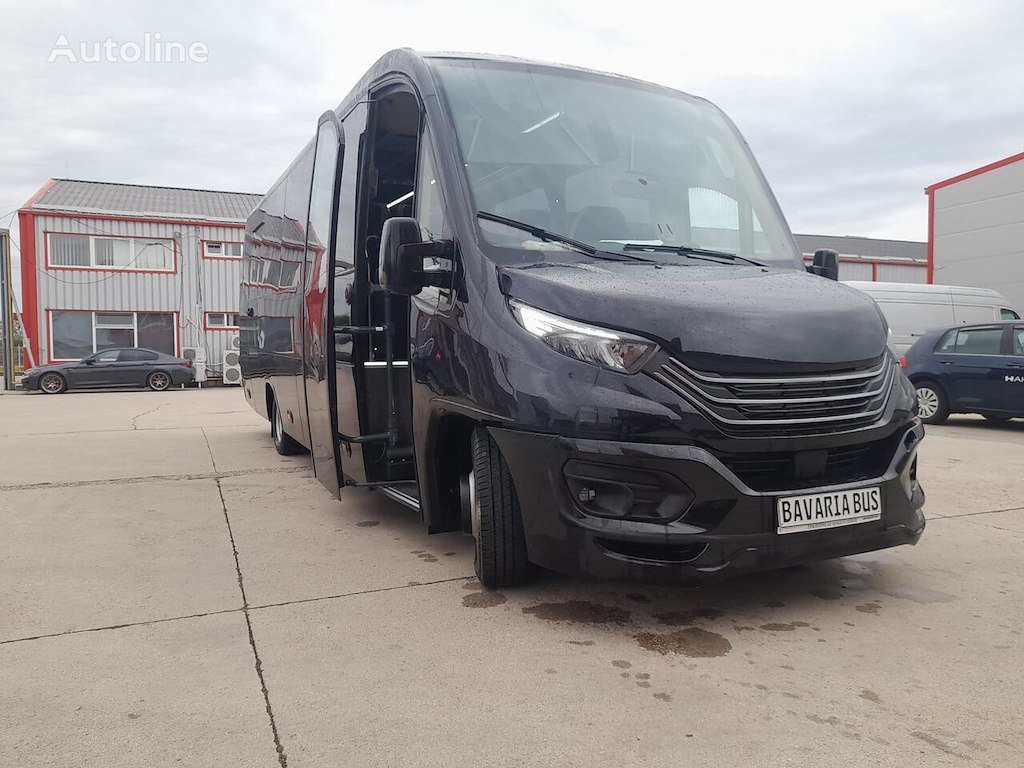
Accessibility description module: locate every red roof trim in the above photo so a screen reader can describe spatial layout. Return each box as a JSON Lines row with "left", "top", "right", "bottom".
{"left": 926, "top": 151, "right": 1024, "bottom": 193}
{"left": 20, "top": 179, "right": 57, "bottom": 210}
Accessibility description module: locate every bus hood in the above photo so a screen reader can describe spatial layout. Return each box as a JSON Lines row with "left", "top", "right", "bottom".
{"left": 498, "top": 262, "right": 888, "bottom": 368}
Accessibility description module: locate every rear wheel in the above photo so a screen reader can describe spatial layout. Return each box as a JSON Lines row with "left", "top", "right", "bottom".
{"left": 39, "top": 372, "right": 67, "bottom": 395}
{"left": 470, "top": 426, "right": 530, "bottom": 588}
{"left": 271, "top": 397, "right": 303, "bottom": 455}
{"left": 147, "top": 371, "right": 171, "bottom": 391}
{"left": 915, "top": 382, "right": 949, "bottom": 425}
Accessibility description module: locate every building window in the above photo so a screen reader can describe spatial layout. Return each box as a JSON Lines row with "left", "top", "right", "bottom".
{"left": 203, "top": 241, "right": 243, "bottom": 259}
{"left": 50, "top": 310, "right": 177, "bottom": 360}
{"left": 205, "top": 312, "right": 240, "bottom": 330}
{"left": 47, "top": 233, "right": 174, "bottom": 271}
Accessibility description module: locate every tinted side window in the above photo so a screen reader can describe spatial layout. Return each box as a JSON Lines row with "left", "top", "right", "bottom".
{"left": 120, "top": 349, "right": 158, "bottom": 362}
{"left": 1012, "top": 327, "right": 1024, "bottom": 356}
{"left": 950, "top": 327, "right": 1004, "bottom": 355}
{"left": 935, "top": 330, "right": 958, "bottom": 353}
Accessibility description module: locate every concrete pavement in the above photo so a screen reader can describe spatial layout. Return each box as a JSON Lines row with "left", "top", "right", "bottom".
{"left": 1, "top": 388, "right": 1021, "bottom": 767}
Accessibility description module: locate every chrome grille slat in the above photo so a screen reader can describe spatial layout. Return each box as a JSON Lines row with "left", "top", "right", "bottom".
{"left": 650, "top": 354, "right": 894, "bottom": 436}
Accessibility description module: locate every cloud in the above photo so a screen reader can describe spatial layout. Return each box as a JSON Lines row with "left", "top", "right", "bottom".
{"left": 2, "top": 0, "right": 1022, "bottom": 299}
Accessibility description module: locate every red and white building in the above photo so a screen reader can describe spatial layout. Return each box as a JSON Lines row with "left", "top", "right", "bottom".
{"left": 927, "top": 151, "right": 1024, "bottom": 311}
{"left": 18, "top": 179, "right": 261, "bottom": 373}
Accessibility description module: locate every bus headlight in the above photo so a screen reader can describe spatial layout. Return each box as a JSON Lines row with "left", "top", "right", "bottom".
{"left": 509, "top": 300, "right": 658, "bottom": 373}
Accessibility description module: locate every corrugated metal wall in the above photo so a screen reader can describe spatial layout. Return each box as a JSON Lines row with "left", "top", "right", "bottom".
{"left": 33, "top": 214, "right": 243, "bottom": 373}
{"left": 933, "top": 159, "right": 1024, "bottom": 312}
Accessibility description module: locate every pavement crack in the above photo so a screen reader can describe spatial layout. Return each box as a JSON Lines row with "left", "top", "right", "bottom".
{"left": 214, "top": 476, "right": 288, "bottom": 768}
{"left": 0, "top": 607, "right": 242, "bottom": 646}
{"left": 0, "top": 466, "right": 306, "bottom": 492}
{"left": 247, "top": 575, "right": 476, "bottom": 613}
{"left": 130, "top": 402, "right": 168, "bottom": 430}
{"left": 201, "top": 427, "right": 219, "bottom": 473}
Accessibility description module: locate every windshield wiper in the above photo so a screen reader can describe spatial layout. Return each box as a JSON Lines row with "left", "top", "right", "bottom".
{"left": 476, "top": 211, "right": 648, "bottom": 263}
{"left": 621, "top": 243, "right": 766, "bottom": 267}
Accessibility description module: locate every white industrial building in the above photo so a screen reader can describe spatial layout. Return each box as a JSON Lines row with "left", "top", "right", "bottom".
{"left": 794, "top": 233, "right": 927, "bottom": 283}
{"left": 18, "top": 179, "right": 262, "bottom": 381}
{"left": 927, "top": 151, "right": 1024, "bottom": 311}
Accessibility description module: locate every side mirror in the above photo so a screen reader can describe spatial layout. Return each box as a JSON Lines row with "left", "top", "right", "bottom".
{"left": 378, "top": 217, "right": 453, "bottom": 296}
{"left": 807, "top": 248, "right": 839, "bottom": 281}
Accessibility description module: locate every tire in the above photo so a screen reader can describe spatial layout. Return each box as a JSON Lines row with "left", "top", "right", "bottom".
{"left": 470, "top": 426, "right": 530, "bottom": 588}
{"left": 147, "top": 370, "right": 172, "bottom": 391}
{"left": 270, "top": 397, "right": 303, "bottom": 456}
{"left": 39, "top": 372, "right": 67, "bottom": 395}
{"left": 915, "top": 381, "right": 949, "bottom": 425}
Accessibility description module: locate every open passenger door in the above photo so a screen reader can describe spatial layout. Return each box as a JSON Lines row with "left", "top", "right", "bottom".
{"left": 302, "top": 112, "right": 345, "bottom": 497}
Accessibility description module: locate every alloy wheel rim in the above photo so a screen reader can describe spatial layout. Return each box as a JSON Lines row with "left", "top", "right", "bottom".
{"left": 916, "top": 387, "right": 938, "bottom": 419}
{"left": 42, "top": 375, "right": 62, "bottom": 393}
{"left": 151, "top": 373, "right": 169, "bottom": 389}
{"left": 274, "top": 407, "right": 283, "bottom": 443}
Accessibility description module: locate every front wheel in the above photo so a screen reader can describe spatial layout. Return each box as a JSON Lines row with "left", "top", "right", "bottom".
{"left": 147, "top": 371, "right": 172, "bottom": 391}
{"left": 40, "top": 372, "right": 67, "bottom": 394}
{"left": 470, "top": 427, "right": 530, "bottom": 588}
{"left": 915, "top": 382, "right": 949, "bottom": 425}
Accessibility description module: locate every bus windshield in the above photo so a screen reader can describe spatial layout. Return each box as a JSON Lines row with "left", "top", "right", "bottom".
{"left": 430, "top": 58, "right": 803, "bottom": 268}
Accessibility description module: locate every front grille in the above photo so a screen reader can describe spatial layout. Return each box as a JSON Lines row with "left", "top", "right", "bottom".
{"left": 650, "top": 354, "right": 895, "bottom": 437}
{"left": 715, "top": 432, "right": 900, "bottom": 492}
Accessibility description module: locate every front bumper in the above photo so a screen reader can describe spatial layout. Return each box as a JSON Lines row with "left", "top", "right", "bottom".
{"left": 20, "top": 377, "right": 39, "bottom": 391}
{"left": 490, "top": 421, "right": 926, "bottom": 584}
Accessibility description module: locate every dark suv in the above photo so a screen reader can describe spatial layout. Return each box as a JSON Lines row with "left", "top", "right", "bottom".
{"left": 903, "top": 322, "right": 1024, "bottom": 424}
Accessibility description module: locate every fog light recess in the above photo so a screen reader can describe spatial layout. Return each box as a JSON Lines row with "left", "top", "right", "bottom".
{"left": 563, "top": 460, "right": 693, "bottom": 522}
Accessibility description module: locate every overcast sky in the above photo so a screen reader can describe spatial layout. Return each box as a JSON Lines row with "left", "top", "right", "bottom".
{"left": 2, "top": 0, "right": 1023, "bottom": 299}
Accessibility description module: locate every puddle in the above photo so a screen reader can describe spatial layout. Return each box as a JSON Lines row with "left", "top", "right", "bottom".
{"left": 634, "top": 627, "right": 732, "bottom": 658}
{"left": 522, "top": 601, "right": 632, "bottom": 625}
{"left": 462, "top": 592, "right": 507, "bottom": 608}
{"left": 654, "top": 607, "right": 723, "bottom": 626}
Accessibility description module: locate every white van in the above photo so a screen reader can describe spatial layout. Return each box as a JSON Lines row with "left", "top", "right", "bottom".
{"left": 844, "top": 281, "right": 1021, "bottom": 355}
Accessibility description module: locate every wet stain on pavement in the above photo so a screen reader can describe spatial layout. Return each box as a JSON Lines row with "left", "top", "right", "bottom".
{"left": 760, "top": 621, "right": 810, "bottom": 632}
{"left": 416, "top": 552, "right": 438, "bottom": 563}
{"left": 809, "top": 587, "right": 844, "bottom": 600}
{"left": 634, "top": 627, "right": 732, "bottom": 658}
{"left": 626, "top": 593, "right": 651, "bottom": 604}
{"left": 910, "top": 731, "right": 972, "bottom": 760}
{"left": 355, "top": 520, "right": 379, "bottom": 527}
{"left": 462, "top": 591, "right": 507, "bottom": 608}
{"left": 611, "top": 660, "right": 632, "bottom": 669}
{"left": 734, "top": 625, "right": 756, "bottom": 632}
{"left": 567, "top": 639, "right": 595, "bottom": 646}
{"left": 765, "top": 600, "right": 785, "bottom": 608}
{"left": 654, "top": 607, "right": 723, "bottom": 626}
{"left": 636, "top": 681, "right": 652, "bottom": 688}
{"left": 523, "top": 601, "right": 632, "bottom": 625}
{"left": 860, "top": 689, "right": 881, "bottom": 703}
{"left": 807, "top": 714, "right": 840, "bottom": 726}
{"left": 634, "top": 672, "right": 650, "bottom": 680}
{"left": 856, "top": 602, "right": 882, "bottom": 615}
{"left": 653, "top": 693, "right": 673, "bottom": 702}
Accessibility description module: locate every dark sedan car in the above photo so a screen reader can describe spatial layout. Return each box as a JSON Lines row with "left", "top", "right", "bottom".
{"left": 902, "top": 321, "right": 1024, "bottom": 424}
{"left": 21, "top": 348, "right": 195, "bottom": 394}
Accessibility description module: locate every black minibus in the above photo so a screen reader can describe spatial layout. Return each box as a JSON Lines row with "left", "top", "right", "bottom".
{"left": 240, "top": 50, "right": 925, "bottom": 587}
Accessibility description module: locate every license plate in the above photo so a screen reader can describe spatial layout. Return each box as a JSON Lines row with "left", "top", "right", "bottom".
{"left": 776, "top": 486, "right": 881, "bottom": 535}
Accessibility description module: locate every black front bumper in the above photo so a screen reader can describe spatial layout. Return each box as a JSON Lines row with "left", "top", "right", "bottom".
{"left": 489, "top": 421, "right": 926, "bottom": 584}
